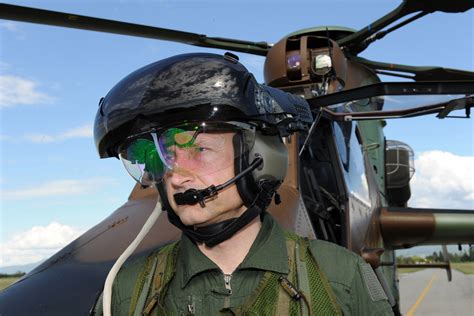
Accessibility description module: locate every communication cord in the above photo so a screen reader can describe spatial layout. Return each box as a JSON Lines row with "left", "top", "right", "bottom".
{"left": 102, "top": 199, "right": 163, "bottom": 316}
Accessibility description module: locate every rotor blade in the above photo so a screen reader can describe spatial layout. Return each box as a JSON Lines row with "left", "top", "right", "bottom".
{"left": 353, "top": 57, "right": 474, "bottom": 81}
{"left": 338, "top": 0, "right": 474, "bottom": 55}
{"left": 0, "top": 3, "right": 271, "bottom": 56}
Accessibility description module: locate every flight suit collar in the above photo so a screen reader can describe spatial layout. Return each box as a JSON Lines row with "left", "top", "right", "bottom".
{"left": 176, "top": 212, "right": 289, "bottom": 288}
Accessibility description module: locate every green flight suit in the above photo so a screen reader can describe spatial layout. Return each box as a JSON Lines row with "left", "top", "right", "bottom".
{"left": 95, "top": 213, "right": 393, "bottom": 315}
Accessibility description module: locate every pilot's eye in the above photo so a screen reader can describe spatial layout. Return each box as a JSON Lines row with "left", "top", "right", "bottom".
{"left": 196, "top": 147, "right": 210, "bottom": 152}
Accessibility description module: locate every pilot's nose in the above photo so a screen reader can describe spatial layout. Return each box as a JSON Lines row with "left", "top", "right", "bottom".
{"left": 166, "top": 166, "right": 195, "bottom": 189}
{"left": 164, "top": 146, "right": 198, "bottom": 185}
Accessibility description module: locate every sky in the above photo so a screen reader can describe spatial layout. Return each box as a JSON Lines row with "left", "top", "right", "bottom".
{"left": 0, "top": 0, "right": 473, "bottom": 268}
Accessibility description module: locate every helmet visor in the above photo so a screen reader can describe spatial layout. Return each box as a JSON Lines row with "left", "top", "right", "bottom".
{"left": 119, "top": 122, "right": 256, "bottom": 186}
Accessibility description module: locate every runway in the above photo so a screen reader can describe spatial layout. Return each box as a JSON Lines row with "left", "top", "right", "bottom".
{"left": 399, "top": 269, "right": 474, "bottom": 315}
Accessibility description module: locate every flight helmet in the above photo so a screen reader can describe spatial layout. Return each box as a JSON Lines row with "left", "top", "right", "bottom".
{"left": 94, "top": 52, "right": 313, "bottom": 246}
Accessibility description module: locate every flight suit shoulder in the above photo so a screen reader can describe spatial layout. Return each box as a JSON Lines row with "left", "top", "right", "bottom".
{"left": 93, "top": 243, "right": 176, "bottom": 316}
{"left": 308, "top": 239, "right": 360, "bottom": 288}
{"left": 308, "top": 240, "right": 394, "bottom": 315}
{"left": 114, "top": 251, "right": 155, "bottom": 309}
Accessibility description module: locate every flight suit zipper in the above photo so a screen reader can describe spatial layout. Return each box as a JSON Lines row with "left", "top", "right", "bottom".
{"left": 223, "top": 274, "right": 232, "bottom": 295}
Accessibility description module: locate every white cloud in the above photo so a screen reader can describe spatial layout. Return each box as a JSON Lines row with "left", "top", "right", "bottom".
{"left": 0, "top": 222, "right": 84, "bottom": 267}
{"left": 23, "top": 124, "right": 93, "bottom": 143}
{"left": 409, "top": 151, "right": 474, "bottom": 209}
{"left": 1, "top": 178, "right": 116, "bottom": 200}
{"left": 0, "top": 21, "right": 26, "bottom": 40}
{"left": 0, "top": 75, "right": 53, "bottom": 107}
{"left": 23, "top": 134, "right": 55, "bottom": 143}
{"left": 0, "top": 134, "right": 12, "bottom": 141}
{"left": 0, "top": 21, "right": 20, "bottom": 32}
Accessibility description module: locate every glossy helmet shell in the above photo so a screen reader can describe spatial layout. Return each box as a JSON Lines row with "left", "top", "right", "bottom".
{"left": 95, "top": 52, "right": 312, "bottom": 160}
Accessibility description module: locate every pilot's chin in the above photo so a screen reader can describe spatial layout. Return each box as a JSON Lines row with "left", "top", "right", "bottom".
{"left": 176, "top": 208, "right": 208, "bottom": 227}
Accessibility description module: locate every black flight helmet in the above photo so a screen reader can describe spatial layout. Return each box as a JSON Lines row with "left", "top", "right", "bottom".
{"left": 94, "top": 52, "right": 313, "bottom": 246}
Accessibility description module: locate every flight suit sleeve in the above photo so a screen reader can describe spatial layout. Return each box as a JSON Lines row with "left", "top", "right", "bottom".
{"left": 349, "top": 258, "right": 394, "bottom": 316}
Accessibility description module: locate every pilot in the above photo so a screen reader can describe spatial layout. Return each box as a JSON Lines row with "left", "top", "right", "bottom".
{"left": 93, "top": 52, "right": 393, "bottom": 315}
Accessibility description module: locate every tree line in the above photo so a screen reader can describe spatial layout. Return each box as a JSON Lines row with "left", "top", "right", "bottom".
{"left": 0, "top": 272, "right": 26, "bottom": 278}
{"left": 397, "top": 247, "right": 474, "bottom": 264}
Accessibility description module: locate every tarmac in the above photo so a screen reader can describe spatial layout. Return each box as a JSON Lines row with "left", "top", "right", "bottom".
{"left": 399, "top": 268, "right": 474, "bottom": 316}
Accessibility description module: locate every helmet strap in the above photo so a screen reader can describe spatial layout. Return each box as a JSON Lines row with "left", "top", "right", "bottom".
{"left": 233, "top": 132, "right": 259, "bottom": 206}
{"left": 185, "top": 204, "right": 262, "bottom": 247}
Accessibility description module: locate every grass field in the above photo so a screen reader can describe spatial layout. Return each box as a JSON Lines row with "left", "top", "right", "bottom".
{"left": 0, "top": 277, "right": 20, "bottom": 291}
{"left": 398, "top": 267, "right": 425, "bottom": 274}
{"left": 398, "top": 262, "right": 474, "bottom": 275}
{"left": 452, "top": 262, "right": 474, "bottom": 275}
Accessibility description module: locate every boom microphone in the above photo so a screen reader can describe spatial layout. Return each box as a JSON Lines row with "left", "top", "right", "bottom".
{"left": 174, "top": 157, "right": 263, "bottom": 207}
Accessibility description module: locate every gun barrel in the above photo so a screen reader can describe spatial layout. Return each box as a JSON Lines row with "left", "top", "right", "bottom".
{"left": 379, "top": 207, "right": 474, "bottom": 247}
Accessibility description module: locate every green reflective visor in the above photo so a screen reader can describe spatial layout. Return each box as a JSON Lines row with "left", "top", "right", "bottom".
{"left": 119, "top": 137, "right": 164, "bottom": 186}
{"left": 119, "top": 122, "right": 256, "bottom": 186}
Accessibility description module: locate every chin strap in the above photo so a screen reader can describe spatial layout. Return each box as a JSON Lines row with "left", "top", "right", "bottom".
{"left": 160, "top": 181, "right": 278, "bottom": 247}
{"left": 186, "top": 205, "right": 262, "bottom": 247}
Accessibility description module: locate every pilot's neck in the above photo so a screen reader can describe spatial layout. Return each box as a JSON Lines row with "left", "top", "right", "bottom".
{"left": 197, "top": 216, "right": 262, "bottom": 275}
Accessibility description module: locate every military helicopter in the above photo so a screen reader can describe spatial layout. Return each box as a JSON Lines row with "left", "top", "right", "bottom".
{"left": 0, "top": 1, "right": 473, "bottom": 315}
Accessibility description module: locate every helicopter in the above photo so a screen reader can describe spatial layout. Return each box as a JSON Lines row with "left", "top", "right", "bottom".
{"left": 0, "top": 1, "right": 473, "bottom": 315}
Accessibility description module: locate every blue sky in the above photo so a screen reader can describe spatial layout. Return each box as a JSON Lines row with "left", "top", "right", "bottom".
{"left": 0, "top": 1, "right": 473, "bottom": 267}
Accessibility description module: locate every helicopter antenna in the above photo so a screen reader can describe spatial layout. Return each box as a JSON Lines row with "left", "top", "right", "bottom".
{"left": 299, "top": 109, "right": 323, "bottom": 156}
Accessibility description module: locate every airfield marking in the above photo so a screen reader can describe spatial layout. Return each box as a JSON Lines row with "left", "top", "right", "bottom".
{"left": 406, "top": 272, "right": 438, "bottom": 316}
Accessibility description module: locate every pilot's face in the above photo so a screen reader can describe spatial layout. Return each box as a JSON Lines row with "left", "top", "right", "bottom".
{"left": 164, "top": 132, "right": 246, "bottom": 227}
